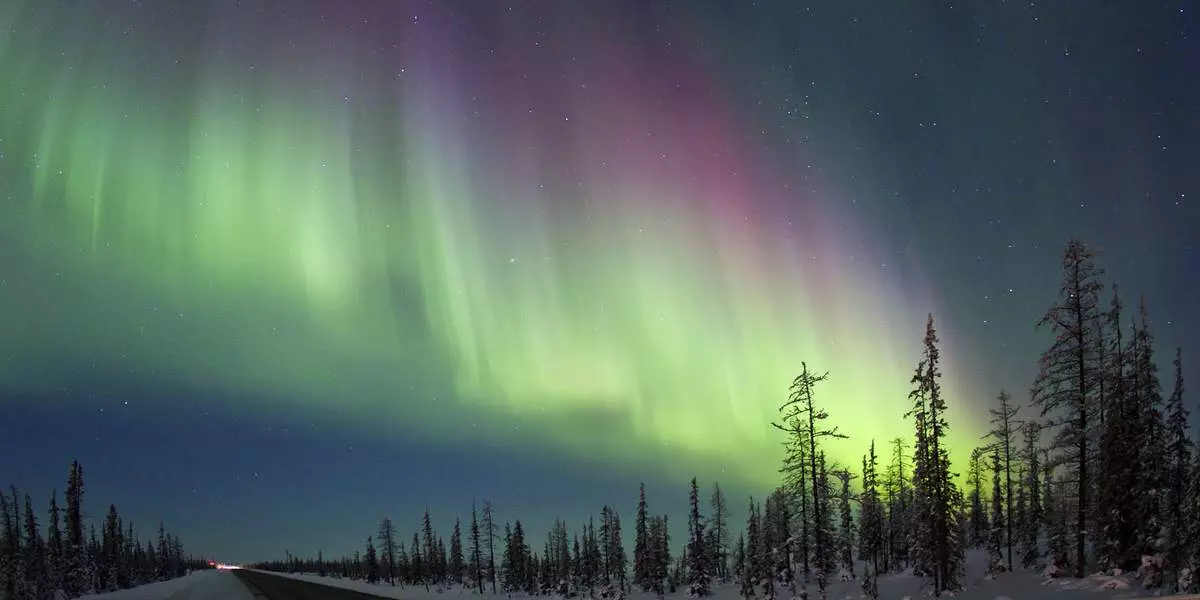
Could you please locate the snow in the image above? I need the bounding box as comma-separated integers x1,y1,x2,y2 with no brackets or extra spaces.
249,550,1164,600
80,570,255,600
96,546,1188,600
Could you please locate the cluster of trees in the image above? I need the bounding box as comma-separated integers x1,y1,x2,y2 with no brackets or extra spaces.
960,239,1200,591
257,238,1198,598
0,460,203,600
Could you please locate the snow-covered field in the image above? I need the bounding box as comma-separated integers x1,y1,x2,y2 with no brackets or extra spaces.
248,550,1169,600
74,550,1192,600
80,569,254,600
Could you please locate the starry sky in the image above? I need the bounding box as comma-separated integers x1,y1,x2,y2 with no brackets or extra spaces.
0,1,1196,564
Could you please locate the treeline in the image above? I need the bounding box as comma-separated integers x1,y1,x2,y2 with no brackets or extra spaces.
0,460,206,599
256,238,1198,598
960,239,1200,589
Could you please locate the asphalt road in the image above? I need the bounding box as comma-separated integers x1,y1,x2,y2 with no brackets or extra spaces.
234,569,395,600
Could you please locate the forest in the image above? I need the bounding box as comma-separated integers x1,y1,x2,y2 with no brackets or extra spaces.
0,460,207,599
255,238,1199,598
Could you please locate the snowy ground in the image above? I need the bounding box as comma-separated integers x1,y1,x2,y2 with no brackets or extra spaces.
252,550,1164,600
75,549,1189,600
80,569,255,600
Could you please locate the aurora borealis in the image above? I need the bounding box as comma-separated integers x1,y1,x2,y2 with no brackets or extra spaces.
2,1,1196,562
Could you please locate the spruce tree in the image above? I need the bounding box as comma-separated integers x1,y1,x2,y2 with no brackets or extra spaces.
47,491,63,596
709,484,730,583
378,518,398,586
986,450,1005,575
410,532,424,585
884,437,911,572
607,509,627,590
736,532,753,599
685,477,711,596
742,500,759,599
469,504,484,592
634,483,650,591
483,501,498,593
1032,238,1105,578
1020,421,1043,568
366,536,380,584
1097,283,1138,572
834,470,855,579
1013,464,1027,567
907,315,964,593
858,443,883,599
967,447,989,547
449,519,465,585
1163,347,1190,589
986,390,1019,572
1129,299,1167,565
23,494,47,599
63,461,85,598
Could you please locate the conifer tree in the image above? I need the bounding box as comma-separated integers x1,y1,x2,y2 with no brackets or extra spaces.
1097,283,1138,571
779,437,810,583
686,477,711,596
483,501,498,593
966,448,988,547
985,390,1019,572
635,483,651,591
1129,299,1167,564
742,500,759,599
735,532,752,599
63,461,85,598
834,470,855,579
1,491,19,599
607,509,627,590
23,494,47,599
884,438,910,572
451,518,465,585
1032,238,1105,578
1163,347,1190,589
858,443,882,572
907,315,964,593
1161,348,1190,590
1013,463,1027,566
1020,421,1042,568
410,532,424,586
771,362,845,599
366,536,380,584
379,518,398,586
709,483,730,583
813,453,836,594
471,505,486,592
986,450,1005,575
47,491,63,596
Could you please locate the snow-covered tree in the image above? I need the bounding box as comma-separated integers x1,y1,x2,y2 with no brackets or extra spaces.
834,470,855,579
1020,421,1042,568
708,484,730,583
986,390,1019,572
685,477,711,597
634,484,651,592
1032,238,1105,578
986,450,1005,575
771,362,845,599
1162,347,1191,589
966,447,989,547
450,518,465,584
365,536,380,584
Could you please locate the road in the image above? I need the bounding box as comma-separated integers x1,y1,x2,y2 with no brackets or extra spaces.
234,570,394,600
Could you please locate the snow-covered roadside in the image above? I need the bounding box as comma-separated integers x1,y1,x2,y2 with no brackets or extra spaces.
80,569,255,600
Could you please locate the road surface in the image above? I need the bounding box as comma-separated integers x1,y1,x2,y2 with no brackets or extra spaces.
234,570,394,600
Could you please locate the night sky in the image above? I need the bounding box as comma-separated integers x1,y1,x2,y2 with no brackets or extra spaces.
1,1,1196,564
